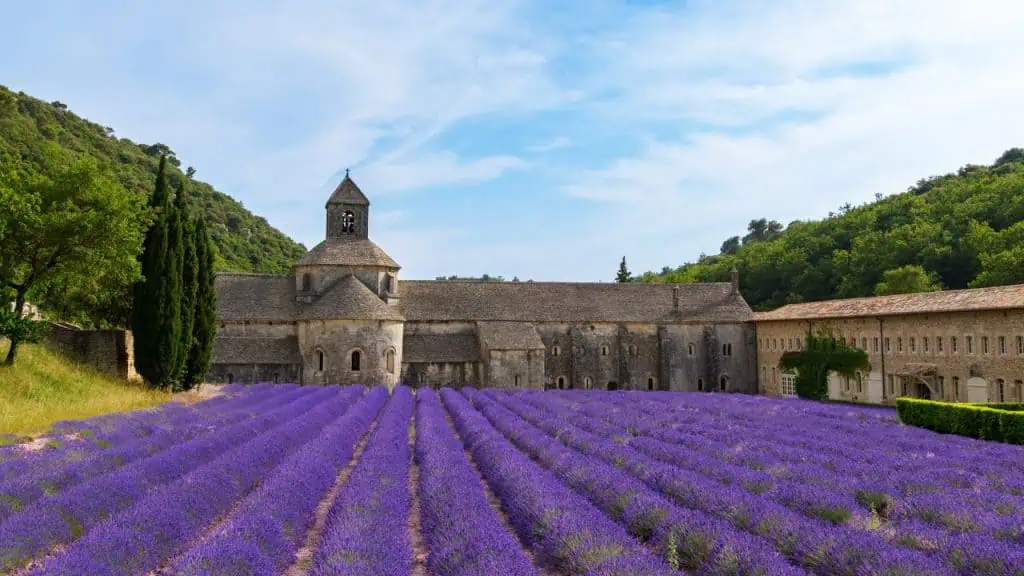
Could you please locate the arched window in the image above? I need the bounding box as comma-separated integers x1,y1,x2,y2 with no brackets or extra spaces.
552,345,561,357
719,375,729,391
341,210,355,234
600,345,609,356
316,350,325,372
629,344,638,356
856,372,863,393
350,350,361,372
557,376,566,389
688,343,695,356
647,377,655,391
301,273,312,291
697,378,704,391
514,375,521,388
583,376,593,390
386,348,396,374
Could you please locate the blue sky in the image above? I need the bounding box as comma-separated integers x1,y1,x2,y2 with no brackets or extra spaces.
3,1,1024,281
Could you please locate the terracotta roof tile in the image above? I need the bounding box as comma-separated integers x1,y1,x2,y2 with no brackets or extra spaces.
477,322,545,350
753,284,1024,322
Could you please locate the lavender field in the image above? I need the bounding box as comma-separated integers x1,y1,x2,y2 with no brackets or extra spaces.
0,384,1021,576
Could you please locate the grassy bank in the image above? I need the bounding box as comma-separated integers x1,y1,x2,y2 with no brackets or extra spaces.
0,341,170,438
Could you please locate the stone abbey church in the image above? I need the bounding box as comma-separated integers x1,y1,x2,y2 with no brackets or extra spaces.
211,175,757,391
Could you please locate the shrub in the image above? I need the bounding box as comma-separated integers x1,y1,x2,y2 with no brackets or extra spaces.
896,398,1024,444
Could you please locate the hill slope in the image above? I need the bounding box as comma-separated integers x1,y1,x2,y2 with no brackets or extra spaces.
0,86,307,276
636,149,1024,311
0,342,170,437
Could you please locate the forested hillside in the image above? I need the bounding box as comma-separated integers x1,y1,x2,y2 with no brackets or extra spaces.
636,148,1024,311
0,86,307,275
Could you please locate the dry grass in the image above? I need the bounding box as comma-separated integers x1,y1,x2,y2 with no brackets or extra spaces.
0,341,171,438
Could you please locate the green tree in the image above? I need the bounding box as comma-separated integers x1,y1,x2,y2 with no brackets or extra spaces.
779,331,871,400
133,156,181,387
720,236,741,255
0,151,147,364
616,256,632,283
184,217,217,388
874,264,942,296
175,182,198,388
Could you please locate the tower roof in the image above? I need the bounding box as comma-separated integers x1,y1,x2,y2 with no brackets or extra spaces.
326,172,370,207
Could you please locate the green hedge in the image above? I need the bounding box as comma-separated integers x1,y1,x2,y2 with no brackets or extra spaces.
970,402,1024,412
897,398,1024,444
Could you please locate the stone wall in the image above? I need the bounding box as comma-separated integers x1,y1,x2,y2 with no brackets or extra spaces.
207,363,301,384
755,309,1024,403
400,361,482,388
484,349,545,389
297,319,403,387
43,322,139,380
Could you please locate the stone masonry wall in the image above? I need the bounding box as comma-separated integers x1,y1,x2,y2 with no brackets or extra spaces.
755,309,1024,403
43,323,139,380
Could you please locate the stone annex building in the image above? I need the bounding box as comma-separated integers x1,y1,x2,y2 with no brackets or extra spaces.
211,175,757,391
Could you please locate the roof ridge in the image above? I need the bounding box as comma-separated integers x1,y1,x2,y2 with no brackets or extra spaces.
400,280,732,287
215,272,290,278
769,282,1024,311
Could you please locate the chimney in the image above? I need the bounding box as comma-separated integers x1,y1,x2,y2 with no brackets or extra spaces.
730,267,740,294
672,286,680,312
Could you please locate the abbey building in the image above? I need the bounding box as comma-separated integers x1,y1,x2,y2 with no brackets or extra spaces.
211,174,758,390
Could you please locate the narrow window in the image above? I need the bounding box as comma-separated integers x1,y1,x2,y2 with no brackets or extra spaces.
885,338,891,353
647,377,655,391
341,210,355,234
856,372,863,393
796,338,801,349
762,366,767,387
557,376,566,389
601,345,609,356
1016,380,1023,402
688,343,695,356
788,338,793,350
351,350,361,371
552,345,561,357
386,348,396,374
909,337,915,353
316,350,324,372
1018,336,1023,355
845,377,850,392
952,336,958,353
953,376,960,401
998,379,1005,402
514,375,521,388
936,376,944,399
722,343,728,356
301,273,312,291
584,377,593,390
982,336,988,354
697,378,704,391
861,337,867,350
923,337,929,353
998,336,1006,355
873,337,879,352
967,336,973,354
897,337,903,353
227,372,234,383
888,374,894,395
771,366,776,387
719,376,728,391
772,339,777,350
937,337,944,352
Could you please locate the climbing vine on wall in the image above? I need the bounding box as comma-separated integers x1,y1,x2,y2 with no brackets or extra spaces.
779,330,871,400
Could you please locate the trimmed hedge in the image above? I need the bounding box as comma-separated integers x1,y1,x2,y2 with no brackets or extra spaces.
971,402,1024,412
897,398,1024,444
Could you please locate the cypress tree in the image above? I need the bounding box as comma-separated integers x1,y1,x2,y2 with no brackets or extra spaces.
162,182,185,387
133,156,178,387
184,217,217,388
175,182,198,389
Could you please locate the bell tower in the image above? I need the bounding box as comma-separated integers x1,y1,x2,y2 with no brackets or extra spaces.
326,169,370,239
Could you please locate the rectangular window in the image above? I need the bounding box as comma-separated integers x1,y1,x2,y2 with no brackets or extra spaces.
937,336,943,352
936,376,944,399
873,337,879,352
910,337,916,353
888,374,895,395
856,373,863,393
901,378,907,397
953,377,960,402
861,337,867,350
982,336,989,354
885,338,891,353
1018,336,1023,355
998,380,1005,403
796,338,802,349
967,336,973,354
897,337,903,353
1016,380,1023,402
923,337,929,353
788,338,793,350
773,339,777,350
999,336,1006,355
952,336,958,353
781,373,797,397
845,377,850,392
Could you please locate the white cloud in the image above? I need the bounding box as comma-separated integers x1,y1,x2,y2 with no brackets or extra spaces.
564,0,1024,269
359,152,526,194
529,136,572,152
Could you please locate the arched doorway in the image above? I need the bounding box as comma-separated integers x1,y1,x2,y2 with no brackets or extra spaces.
607,381,618,391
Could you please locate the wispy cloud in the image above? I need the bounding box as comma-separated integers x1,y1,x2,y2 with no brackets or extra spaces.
529,136,572,152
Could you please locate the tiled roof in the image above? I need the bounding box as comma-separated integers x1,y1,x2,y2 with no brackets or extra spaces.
326,175,369,206
212,336,300,365
216,274,754,324
215,273,297,322
296,238,400,268
298,275,405,321
753,283,1024,322
397,281,752,323
477,322,545,350
403,333,480,363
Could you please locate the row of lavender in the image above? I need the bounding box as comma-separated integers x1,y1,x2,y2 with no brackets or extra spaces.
490,390,1023,576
